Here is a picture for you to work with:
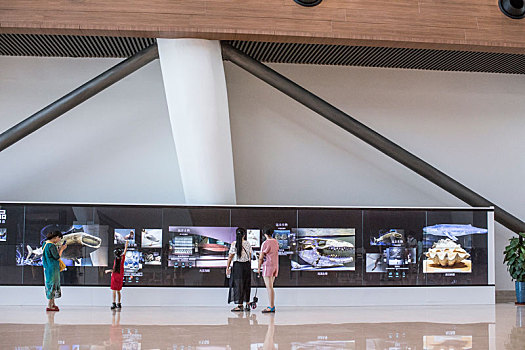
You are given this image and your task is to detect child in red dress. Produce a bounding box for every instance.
[105,240,128,310]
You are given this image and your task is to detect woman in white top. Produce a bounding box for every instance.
[226,227,252,312]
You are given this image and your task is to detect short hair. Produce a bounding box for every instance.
[263,225,274,237]
[46,230,63,240]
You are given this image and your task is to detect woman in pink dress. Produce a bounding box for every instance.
[257,226,279,313]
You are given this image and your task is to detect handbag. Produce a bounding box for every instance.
[59,258,67,272]
[44,242,67,272]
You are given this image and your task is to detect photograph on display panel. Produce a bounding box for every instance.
[422,224,488,274]
[16,224,108,267]
[365,248,417,274]
[141,229,162,248]
[123,249,143,284]
[114,228,136,246]
[291,228,355,271]
[0,207,6,242]
[366,229,418,275]
[124,250,142,273]
[140,248,161,265]
[168,226,236,269]
[275,228,292,250]
[247,229,261,248]
[370,229,405,246]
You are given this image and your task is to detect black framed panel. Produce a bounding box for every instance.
[423,210,489,286]
[362,209,426,286]
[0,203,492,288]
[20,205,97,286]
[94,206,163,286]
[162,207,231,287]
[0,205,24,284]
[294,208,363,286]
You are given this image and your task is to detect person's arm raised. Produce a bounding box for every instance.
[58,243,67,257]
[123,240,129,256]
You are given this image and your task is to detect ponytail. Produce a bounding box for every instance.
[235,227,247,258]
[113,248,124,273]
[114,256,122,273]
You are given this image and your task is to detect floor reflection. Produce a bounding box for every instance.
[504,305,525,350]
[42,312,58,350]
[3,311,495,349]
[14,303,525,349]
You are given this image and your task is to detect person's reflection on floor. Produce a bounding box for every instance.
[263,314,276,350]
[227,310,255,348]
[42,311,59,350]
[104,309,122,349]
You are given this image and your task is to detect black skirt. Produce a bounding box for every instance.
[228,261,251,304]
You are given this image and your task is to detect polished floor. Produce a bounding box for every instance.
[0,303,523,349]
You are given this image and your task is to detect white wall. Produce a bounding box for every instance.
[0,57,185,204]
[0,56,523,290]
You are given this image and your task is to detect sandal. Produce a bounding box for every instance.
[231,306,244,312]
[262,306,275,313]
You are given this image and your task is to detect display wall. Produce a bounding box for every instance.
[1,203,493,289]
[0,57,521,292]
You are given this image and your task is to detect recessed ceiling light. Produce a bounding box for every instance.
[499,0,525,19]
[294,0,323,7]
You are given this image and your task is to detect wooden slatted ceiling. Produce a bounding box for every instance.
[2,34,525,75]
[1,0,525,53]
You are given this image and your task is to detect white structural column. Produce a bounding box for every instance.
[158,39,236,204]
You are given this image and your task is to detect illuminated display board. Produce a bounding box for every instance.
[0,203,491,287]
